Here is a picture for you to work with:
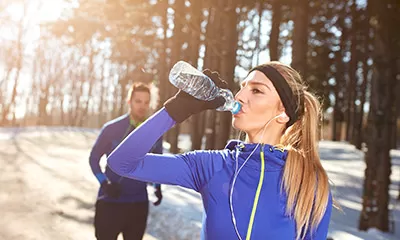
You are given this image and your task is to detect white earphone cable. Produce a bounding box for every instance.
[229,113,284,240]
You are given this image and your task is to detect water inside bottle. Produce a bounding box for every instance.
[176,73,219,101]
[169,61,242,114]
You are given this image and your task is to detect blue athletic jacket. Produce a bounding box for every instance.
[89,114,163,203]
[107,108,332,239]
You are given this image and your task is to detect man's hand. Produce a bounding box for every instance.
[153,185,162,206]
[101,181,122,199]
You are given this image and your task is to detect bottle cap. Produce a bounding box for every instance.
[231,101,241,115]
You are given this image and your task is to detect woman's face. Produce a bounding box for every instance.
[232,70,284,135]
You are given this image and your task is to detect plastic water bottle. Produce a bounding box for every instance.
[169,61,241,114]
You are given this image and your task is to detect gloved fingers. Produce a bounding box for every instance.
[202,69,212,78]
[153,198,162,206]
[203,69,228,89]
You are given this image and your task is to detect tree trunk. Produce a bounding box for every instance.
[97,59,107,127]
[74,69,85,126]
[168,0,186,153]
[67,64,76,126]
[188,0,205,150]
[118,64,129,117]
[79,47,96,126]
[390,53,399,149]
[204,1,222,149]
[203,3,222,150]
[0,66,12,126]
[353,7,371,149]
[157,0,170,110]
[359,0,396,231]
[191,112,206,150]
[205,111,216,150]
[353,59,369,149]
[269,1,282,61]
[37,46,53,126]
[254,1,264,65]
[1,16,24,125]
[347,0,359,144]
[215,0,239,150]
[332,12,348,141]
[291,0,309,78]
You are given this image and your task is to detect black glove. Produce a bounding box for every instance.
[101,181,122,199]
[153,185,162,206]
[164,69,228,123]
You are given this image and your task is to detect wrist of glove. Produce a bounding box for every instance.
[164,69,228,123]
[101,181,122,199]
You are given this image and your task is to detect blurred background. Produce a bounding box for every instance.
[0,0,399,239]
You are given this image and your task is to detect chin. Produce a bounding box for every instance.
[232,118,245,131]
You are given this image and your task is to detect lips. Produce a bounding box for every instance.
[233,109,244,116]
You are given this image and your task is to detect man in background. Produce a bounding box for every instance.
[89,82,163,240]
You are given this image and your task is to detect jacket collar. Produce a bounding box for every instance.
[225,140,287,171]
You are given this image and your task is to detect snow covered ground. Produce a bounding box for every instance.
[0,127,399,240]
[319,141,400,240]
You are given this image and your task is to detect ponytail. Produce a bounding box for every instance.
[280,91,330,240]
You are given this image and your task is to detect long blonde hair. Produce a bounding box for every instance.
[268,62,330,240]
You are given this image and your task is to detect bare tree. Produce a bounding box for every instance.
[291,0,309,77]
[269,1,282,61]
[359,0,398,231]
[188,0,206,150]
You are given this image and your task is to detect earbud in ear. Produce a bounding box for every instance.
[277,112,290,124]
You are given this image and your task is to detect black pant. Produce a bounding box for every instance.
[94,200,149,240]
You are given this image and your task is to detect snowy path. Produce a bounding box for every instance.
[319,141,400,240]
[0,128,399,240]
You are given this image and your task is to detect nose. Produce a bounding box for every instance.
[235,88,246,105]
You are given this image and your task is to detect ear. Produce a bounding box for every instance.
[277,111,290,124]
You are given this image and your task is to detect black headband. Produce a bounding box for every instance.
[248,65,302,127]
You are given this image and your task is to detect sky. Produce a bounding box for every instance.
[3,0,65,24]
